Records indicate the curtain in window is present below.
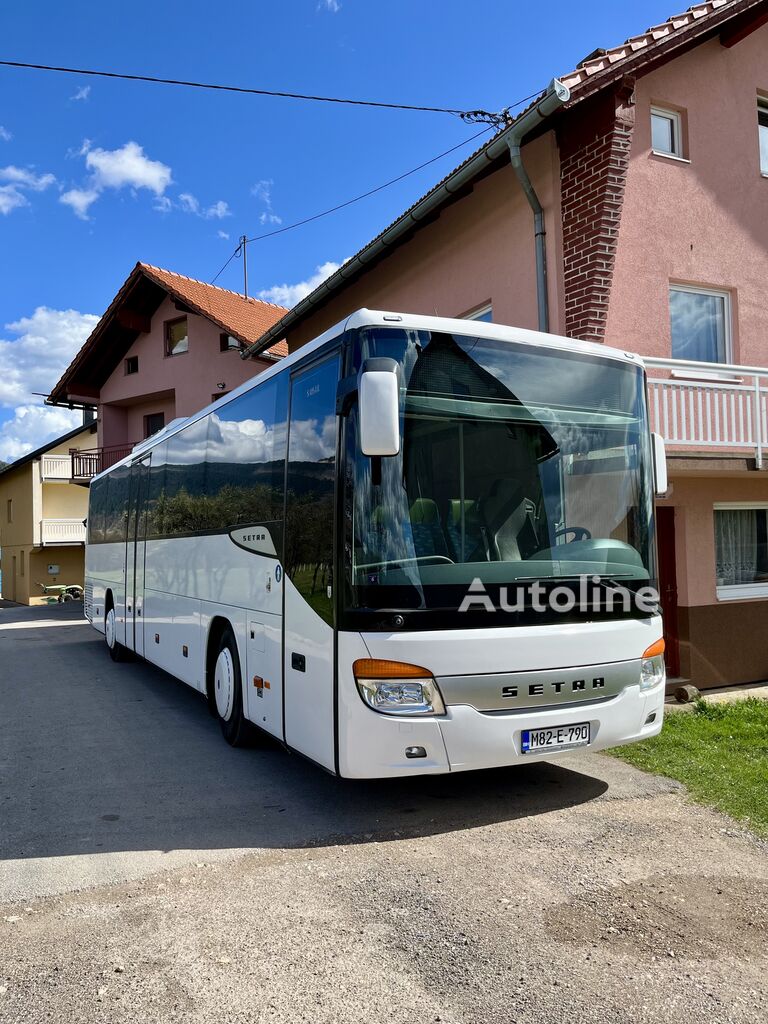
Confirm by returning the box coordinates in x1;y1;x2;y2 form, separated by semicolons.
715;509;757;585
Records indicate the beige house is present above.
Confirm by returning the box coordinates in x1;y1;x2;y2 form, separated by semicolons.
0;423;95;605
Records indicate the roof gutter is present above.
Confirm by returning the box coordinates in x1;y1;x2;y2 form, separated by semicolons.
242;78;569;360
505;78;570;332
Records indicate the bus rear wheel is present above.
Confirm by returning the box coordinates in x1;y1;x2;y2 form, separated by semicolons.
213;627;249;747
105;602;127;662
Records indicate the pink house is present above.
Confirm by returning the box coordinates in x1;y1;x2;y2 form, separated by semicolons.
245;0;768;690
49;263;287;473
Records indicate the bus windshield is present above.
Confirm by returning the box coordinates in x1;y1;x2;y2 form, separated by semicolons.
343;327;656;620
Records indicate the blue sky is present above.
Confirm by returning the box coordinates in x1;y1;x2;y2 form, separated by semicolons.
0;0;677;461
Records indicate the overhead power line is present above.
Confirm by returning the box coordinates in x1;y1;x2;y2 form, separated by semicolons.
209;124;495;286
0;59;542;124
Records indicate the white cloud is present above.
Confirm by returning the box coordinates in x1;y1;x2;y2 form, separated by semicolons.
0;126;11;142
252;179;282;226
318;0;341;11
174;192;231;219
0;307;99;413
0;186;28;216
153;195;173;214
217;230;230;240
257;259;347;308
205;199;231;220
59;187;100;220
85;141;172;194
60;140;173;219
178;192;200;215
0;405;81;463
0;165;56;215
71;85;91;101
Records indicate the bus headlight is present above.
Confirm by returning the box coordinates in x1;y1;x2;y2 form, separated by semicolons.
353;659;446;716
640;639;666;690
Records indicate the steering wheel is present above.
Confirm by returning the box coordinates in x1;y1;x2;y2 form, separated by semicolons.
555;526;592;542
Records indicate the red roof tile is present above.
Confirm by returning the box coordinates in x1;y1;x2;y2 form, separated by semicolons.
49;263;288;403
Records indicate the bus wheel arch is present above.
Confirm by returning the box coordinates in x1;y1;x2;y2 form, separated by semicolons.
206;618;249;747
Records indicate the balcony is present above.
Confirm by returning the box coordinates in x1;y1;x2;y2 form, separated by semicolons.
40;518;86;546
645;357;768;468
71;443;136;483
40;454;74;481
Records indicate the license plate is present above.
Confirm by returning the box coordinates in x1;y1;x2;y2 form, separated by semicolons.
521;722;590;754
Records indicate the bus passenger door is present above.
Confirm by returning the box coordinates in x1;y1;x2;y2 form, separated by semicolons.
124;456;150;656
283;355;340;772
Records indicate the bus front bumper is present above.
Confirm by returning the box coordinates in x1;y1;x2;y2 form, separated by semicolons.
338;682;665;779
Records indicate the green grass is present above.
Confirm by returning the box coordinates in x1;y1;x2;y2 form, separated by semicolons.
608;697;768;837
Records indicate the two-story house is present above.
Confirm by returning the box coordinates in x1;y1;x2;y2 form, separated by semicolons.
0;423;95;604
48;262;288;479
242;0;768;691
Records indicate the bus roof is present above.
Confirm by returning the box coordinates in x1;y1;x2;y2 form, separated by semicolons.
92;309;642;481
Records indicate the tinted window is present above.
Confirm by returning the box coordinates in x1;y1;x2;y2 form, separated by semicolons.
162;418;212;535
88;476;107;544
146;442;168;538
205;374;288;531
285;357;340;624
103;465;130;544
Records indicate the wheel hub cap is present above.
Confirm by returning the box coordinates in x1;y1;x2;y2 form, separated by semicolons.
214;648;235;721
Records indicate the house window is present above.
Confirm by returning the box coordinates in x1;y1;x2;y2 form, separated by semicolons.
651;106;683;158
714;505;768;599
125;356;139;375
759;99;768;175
211;392;230;402
669;285;731;363
144;412;165;438
6;498;12;523
464;304;493;323
165;317;189;357
220;333;242;352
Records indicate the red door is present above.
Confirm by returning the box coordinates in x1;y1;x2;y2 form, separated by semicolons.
656;507;680;678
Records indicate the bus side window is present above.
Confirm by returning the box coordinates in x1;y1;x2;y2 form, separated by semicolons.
88;477;107;544
206;374;288;532
285;356;340;625
103;465;130;544
146;442;168;537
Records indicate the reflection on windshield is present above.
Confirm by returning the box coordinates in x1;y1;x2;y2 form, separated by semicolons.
345;328;654;614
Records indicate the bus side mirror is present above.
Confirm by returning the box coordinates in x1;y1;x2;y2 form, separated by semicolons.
359;359;400;457
652;432;668;496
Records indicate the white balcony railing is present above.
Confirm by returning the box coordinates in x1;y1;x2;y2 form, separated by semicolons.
644;356;768;468
40;454;73;481
40;518;86;545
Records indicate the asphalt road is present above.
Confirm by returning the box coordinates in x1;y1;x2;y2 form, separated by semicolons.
0;604;766;1023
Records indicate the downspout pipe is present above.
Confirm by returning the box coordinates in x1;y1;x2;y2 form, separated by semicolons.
242;79;569;360
505;79;570;333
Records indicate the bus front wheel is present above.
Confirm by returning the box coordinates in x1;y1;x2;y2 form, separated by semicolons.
213;628;249;747
105;602;127;662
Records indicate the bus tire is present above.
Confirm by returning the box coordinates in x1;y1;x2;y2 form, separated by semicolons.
105;598;127;663
212;627;249;747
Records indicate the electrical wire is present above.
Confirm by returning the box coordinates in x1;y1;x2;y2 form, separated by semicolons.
0;58;540;122
210;124;495;285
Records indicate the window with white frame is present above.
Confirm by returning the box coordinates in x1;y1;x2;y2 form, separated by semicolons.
669;285;731;363
651;106;683;158
714;504;768;599
759;98;768;175
464;304;492;323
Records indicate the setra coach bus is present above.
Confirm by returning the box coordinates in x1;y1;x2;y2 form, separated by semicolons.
85;309;668;777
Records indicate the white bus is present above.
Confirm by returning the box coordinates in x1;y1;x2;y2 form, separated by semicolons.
85;309;667;778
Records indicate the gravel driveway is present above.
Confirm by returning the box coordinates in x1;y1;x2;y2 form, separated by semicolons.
1;605;766;1023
